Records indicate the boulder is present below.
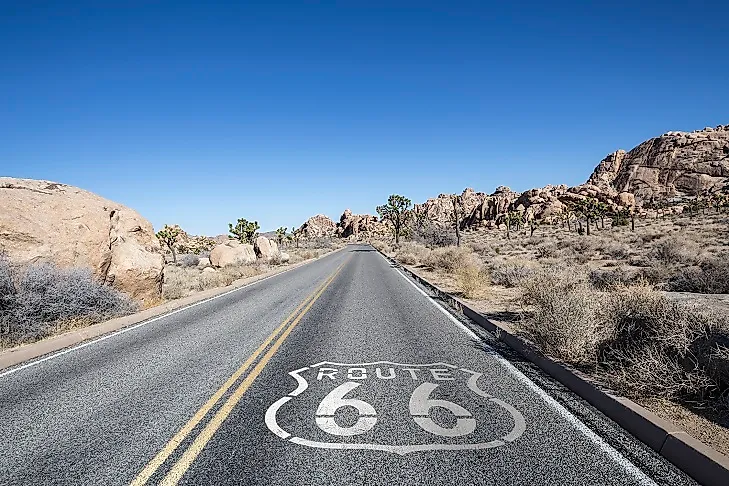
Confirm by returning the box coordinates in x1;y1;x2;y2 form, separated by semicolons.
617;192;636;208
0;178;164;303
254;236;280;261
202;266;217;274
209;243;255;267
280;252;290;263
197;257;211;268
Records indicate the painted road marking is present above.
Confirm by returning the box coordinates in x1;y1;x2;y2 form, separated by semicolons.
156;258;350;486
382;252;656;485
131;258;349;486
265;361;526;455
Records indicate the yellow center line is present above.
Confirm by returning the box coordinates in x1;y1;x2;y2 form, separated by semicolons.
130;258;348;486
159;258;349;486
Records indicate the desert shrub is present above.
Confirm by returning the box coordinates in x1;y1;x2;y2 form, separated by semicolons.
571;237;597;255
395;252;418;265
198;250;211;259
456;264;486;299
198;270;228;291
395;242;430;264
219;264;264;284
413;225;457;248
668;257;729;294
181;254;200;267
0;261;137;347
162;266;199;299
308;238;333;249
597;286;722;400
0;255;14;312
163;263;264;300
468;240;495;257
589;266;638;290
370;240;391;253
638;262;676;286
298;250;318;260
649;236;699;265
534;243;557;259
595;239;631;259
424;246;476;273
490;259;538;288
518;267;606;364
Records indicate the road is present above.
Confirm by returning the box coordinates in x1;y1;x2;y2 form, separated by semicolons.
0;245;698;485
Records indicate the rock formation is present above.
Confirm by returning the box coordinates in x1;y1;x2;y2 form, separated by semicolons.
336;209;389;238
414;188;486;226
209;241;256;267
0;178;164;303
588;125;729;200
298;214;337;238
161;225;217;255
254;236;280;261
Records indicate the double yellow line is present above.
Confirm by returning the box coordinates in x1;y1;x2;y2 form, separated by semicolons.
131;258;349;486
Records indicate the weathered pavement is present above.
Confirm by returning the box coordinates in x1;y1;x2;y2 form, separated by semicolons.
0;245;697;485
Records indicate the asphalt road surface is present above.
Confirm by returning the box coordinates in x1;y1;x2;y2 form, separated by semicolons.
0;245;699;485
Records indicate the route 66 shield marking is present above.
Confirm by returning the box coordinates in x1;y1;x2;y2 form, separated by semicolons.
265;361;526;455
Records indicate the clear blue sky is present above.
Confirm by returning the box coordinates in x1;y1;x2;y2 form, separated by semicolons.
2;1;727;235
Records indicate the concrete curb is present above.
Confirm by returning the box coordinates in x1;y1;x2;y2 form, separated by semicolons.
0;246;347;373
379;250;729;486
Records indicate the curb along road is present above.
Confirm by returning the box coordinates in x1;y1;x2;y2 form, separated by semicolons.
0;246;347;375
376;248;729;486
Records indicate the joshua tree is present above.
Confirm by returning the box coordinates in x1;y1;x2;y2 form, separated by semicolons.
275;227;288;247
376;194;412;244
505;211;522;240
529;218;540;237
574;198;601;236
451;194;466;247
229;218;260;244
156;225;181;263
563;204;577;232
596;201;609;229
710;192;729;213
290;226;302;248
611;208;630;227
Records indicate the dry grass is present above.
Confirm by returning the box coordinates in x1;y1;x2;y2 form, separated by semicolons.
489;259;539;288
378;211;729;436
516;266;729;407
0;257;137;348
424;246;477;272
518;266;607;364
456;263;487;299
163;244;335;300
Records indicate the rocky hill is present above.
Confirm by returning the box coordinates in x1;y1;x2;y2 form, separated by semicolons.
298;214;337;238
317;122;728;236
588;125;729;200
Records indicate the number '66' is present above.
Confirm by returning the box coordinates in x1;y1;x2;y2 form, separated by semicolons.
315;382;477;437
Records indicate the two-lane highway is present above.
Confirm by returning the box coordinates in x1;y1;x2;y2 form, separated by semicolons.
0;245;697;485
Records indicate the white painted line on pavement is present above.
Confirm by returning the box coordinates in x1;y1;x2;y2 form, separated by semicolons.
383;253;656;485
0;250;346;380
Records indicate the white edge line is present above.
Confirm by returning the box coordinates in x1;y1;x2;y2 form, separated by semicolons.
380;252;656;486
0;249;344;380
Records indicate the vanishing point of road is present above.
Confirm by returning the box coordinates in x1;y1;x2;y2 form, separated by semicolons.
0;245;698;485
